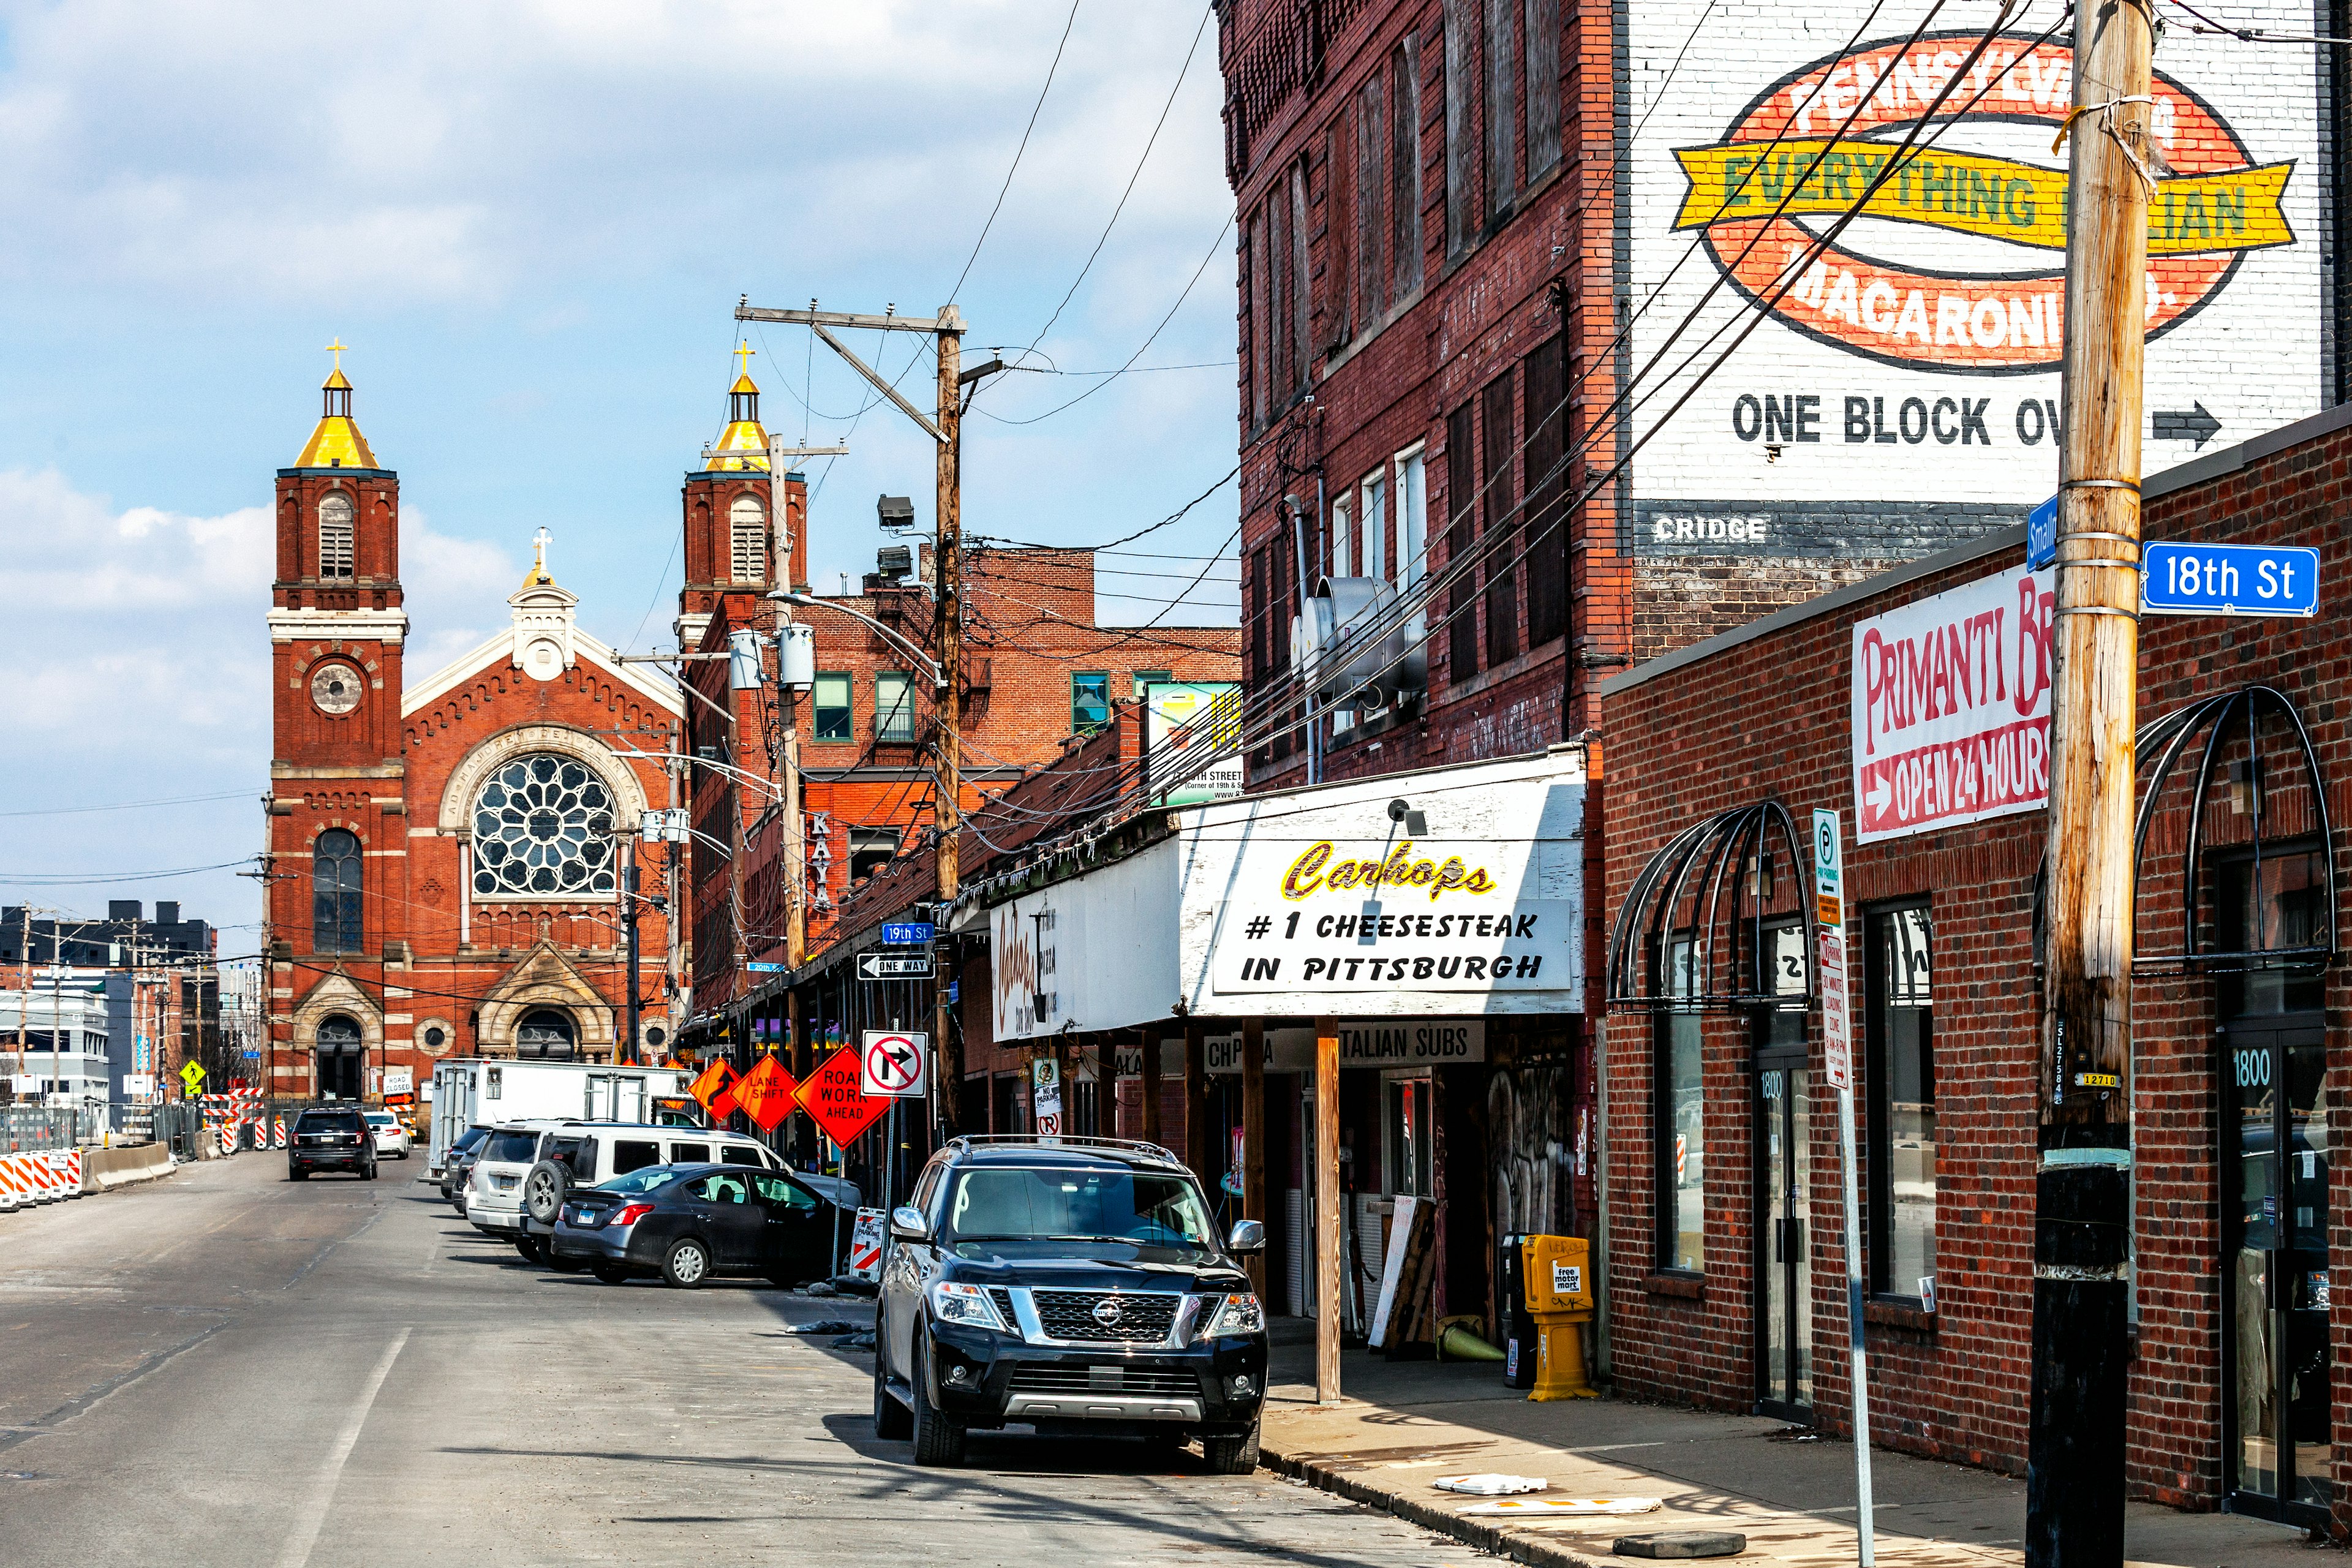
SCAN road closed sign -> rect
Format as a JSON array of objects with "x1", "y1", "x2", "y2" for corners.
[{"x1": 861, "y1": 1031, "x2": 929, "y2": 1098}]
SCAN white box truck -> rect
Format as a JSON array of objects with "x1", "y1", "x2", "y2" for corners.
[{"x1": 428, "y1": 1059, "x2": 698, "y2": 1173}]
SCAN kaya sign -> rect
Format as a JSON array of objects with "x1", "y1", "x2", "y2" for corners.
[
  {"x1": 1630, "y1": 14, "x2": 2321, "y2": 546},
  {"x1": 1852, "y1": 563, "x2": 2053, "y2": 842}
]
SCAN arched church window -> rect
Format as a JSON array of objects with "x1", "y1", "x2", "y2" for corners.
[
  {"x1": 517, "y1": 1009, "x2": 576, "y2": 1061},
  {"x1": 313, "y1": 829, "x2": 363, "y2": 952},
  {"x1": 471, "y1": 754, "x2": 617, "y2": 897},
  {"x1": 318, "y1": 493, "x2": 355, "y2": 581},
  {"x1": 729, "y1": 495, "x2": 767, "y2": 584}
]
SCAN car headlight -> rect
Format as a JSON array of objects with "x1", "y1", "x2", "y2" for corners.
[
  {"x1": 929, "y1": 1281, "x2": 1011, "y2": 1332},
  {"x1": 1203, "y1": 1292, "x2": 1265, "y2": 1337}
]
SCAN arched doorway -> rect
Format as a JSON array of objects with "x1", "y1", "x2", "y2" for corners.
[
  {"x1": 317, "y1": 1014, "x2": 364, "y2": 1101},
  {"x1": 516, "y1": 1009, "x2": 576, "y2": 1061}
]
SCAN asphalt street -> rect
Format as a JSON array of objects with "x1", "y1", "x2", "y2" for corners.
[{"x1": 0, "y1": 1156, "x2": 1465, "y2": 1568}]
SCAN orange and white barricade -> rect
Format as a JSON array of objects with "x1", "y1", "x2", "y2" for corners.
[{"x1": 273, "y1": 1117, "x2": 288, "y2": 1150}]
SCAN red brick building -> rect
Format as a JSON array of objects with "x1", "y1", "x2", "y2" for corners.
[
  {"x1": 263, "y1": 358, "x2": 684, "y2": 1096},
  {"x1": 667, "y1": 365, "x2": 1241, "y2": 1037},
  {"x1": 1599, "y1": 403, "x2": 2352, "y2": 1534}
]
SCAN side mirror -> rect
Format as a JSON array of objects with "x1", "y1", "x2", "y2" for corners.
[
  {"x1": 889, "y1": 1204, "x2": 930, "y2": 1242},
  {"x1": 1227, "y1": 1218, "x2": 1266, "y2": 1254}
]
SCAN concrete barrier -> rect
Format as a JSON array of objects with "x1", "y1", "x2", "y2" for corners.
[{"x1": 83, "y1": 1143, "x2": 176, "y2": 1192}]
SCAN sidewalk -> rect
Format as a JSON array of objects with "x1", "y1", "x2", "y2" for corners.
[{"x1": 1262, "y1": 1326, "x2": 2317, "y2": 1568}]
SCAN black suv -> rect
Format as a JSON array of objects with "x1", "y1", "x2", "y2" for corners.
[
  {"x1": 288, "y1": 1106, "x2": 379, "y2": 1181},
  {"x1": 873, "y1": 1136, "x2": 1267, "y2": 1471}
]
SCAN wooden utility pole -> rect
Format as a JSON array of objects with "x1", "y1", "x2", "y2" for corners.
[
  {"x1": 1314, "y1": 1016, "x2": 1342, "y2": 1403},
  {"x1": 2028, "y1": 0, "x2": 2152, "y2": 1559},
  {"x1": 734, "y1": 299, "x2": 973, "y2": 1130},
  {"x1": 933, "y1": 304, "x2": 965, "y2": 1131}
]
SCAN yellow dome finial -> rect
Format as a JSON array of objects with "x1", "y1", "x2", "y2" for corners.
[
  {"x1": 707, "y1": 342, "x2": 771, "y2": 472},
  {"x1": 520, "y1": 525, "x2": 556, "y2": 588},
  {"x1": 296, "y1": 338, "x2": 378, "y2": 468}
]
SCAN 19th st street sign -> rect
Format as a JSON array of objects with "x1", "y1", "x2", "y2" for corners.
[{"x1": 2142, "y1": 541, "x2": 2319, "y2": 617}]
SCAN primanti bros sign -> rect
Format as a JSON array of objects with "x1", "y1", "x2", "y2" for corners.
[{"x1": 1850, "y1": 563, "x2": 2053, "y2": 842}]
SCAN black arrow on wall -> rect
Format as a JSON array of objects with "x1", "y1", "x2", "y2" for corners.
[{"x1": 2152, "y1": 402, "x2": 2222, "y2": 449}]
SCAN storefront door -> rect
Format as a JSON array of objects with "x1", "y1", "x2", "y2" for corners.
[
  {"x1": 2224, "y1": 1016, "x2": 2331, "y2": 1526},
  {"x1": 1755, "y1": 1014, "x2": 1811, "y2": 1421}
]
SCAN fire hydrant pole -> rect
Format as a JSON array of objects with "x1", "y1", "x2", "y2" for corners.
[{"x1": 2027, "y1": 0, "x2": 2151, "y2": 1559}]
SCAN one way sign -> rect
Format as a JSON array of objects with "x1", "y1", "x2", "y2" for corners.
[{"x1": 861, "y1": 1031, "x2": 929, "y2": 1098}]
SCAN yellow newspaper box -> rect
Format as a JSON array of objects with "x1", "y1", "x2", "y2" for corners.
[{"x1": 1521, "y1": 1235, "x2": 1597, "y2": 1401}]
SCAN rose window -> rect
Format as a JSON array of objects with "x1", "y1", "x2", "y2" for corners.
[{"x1": 471, "y1": 755, "x2": 616, "y2": 897}]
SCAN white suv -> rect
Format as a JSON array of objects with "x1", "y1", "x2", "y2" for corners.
[{"x1": 473, "y1": 1120, "x2": 786, "y2": 1263}]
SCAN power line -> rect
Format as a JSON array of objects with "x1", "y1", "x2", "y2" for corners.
[
  {"x1": 946, "y1": 0, "x2": 1086, "y2": 306},
  {"x1": 0, "y1": 858, "x2": 257, "y2": 886},
  {"x1": 0, "y1": 789, "x2": 252, "y2": 818},
  {"x1": 1022, "y1": 4, "x2": 1215, "y2": 353}
]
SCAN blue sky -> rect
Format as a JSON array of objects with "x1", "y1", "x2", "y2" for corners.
[{"x1": 0, "y1": 0, "x2": 1240, "y2": 939}]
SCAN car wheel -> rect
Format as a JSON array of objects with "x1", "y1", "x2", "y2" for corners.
[
  {"x1": 521, "y1": 1160, "x2": 570, "y2": 1227},
  {"x1": 909, "y1": 1335, "x2": 965, "y2": 1467},
  {"x1": 662, "y1": 1236, "x2": 712, "y2": 1289},
  {"x1": 514, "y1": 1237, "x2": 545, "y2": 1264},
  {"x1": 1202, "y1": 1419, "x2": 1261, "y2": 1476},
  {"x1": 873, "y1": 1332, "x2": 912, "y2": 1440}
]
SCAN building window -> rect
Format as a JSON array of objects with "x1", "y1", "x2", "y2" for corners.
[
  {"x1": 1657, "y1": 1010, "x2": 1705, "y2": 1273},
  {"x1": 1443, "y1": 0, "x2": 1477, "y2": 257},
  {"x1": 1525, "y1": 0, "x2": 1562, "y2": 182},
  {"x1": 812, "y1": 673, "x2": 851, "y2": 742},
  {"x1": 1248, "y1": 217, "x2": 1268, "y2": 426},
  {"x1": 1398, "y1": 445, "x2": 1427, "y2": 590},
  {"x1": 1444, "y1": 402, "x2": 1479, "y2": 682},
  {"x1": 1131, "y1": 669, "x2": 1172, "y2": 698},
  {"x1": 1523, "y1": 334, "x2": 1569, "y2": 647},
  {"x1": 728, "y1": 495, "x2": 767, "y2": 584},
  {"x1": 470, "y1": 754, "x2": 617, "y2": 898},
  {"x1": 1330, "y1": 492, "x2": 1353, "y2": 578},
  {"x1": 874, "y1": 672, "x2": 915, "y2": 744},
  {"x1": 312, "y1": 829, "x2": 363, "y2": 953},
  {"x1": 1480, "y1": 369, "x2": 1519, "y2": 667},
  {"x1": 1360, "y1": 468, "x2": 1389, "y2": 582},
  {"x1": 1483, "y1": 0, "x2": 1519, "y2": 216},
  {"x1": 318, "y1": 494, "x2": 355, "y2": 581},
  {"x1": 1354, "y1": 74, "x2": 1387, "y2": 326},
  {"x1": 1288, "y1": 155, "x2": 1311, "y2": 394},
  {"x1": 1392, "y1": 36, "x2": 1424, "y2": 294},
  {"x1": 1864, "y1": 903, "x2": 1935, "y2": 1302},
  {"x1": 1071, "y1": 672, "x2": 1112, "y2": 734},
  {"x1": 849, "y1": 827, "x2": 899, "y2": 883}
]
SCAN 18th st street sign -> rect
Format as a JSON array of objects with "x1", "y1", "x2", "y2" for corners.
[{"x1": 2143, "y1": 541, "x2": 2320, "y2": 617}]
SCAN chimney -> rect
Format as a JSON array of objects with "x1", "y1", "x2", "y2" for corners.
[
  {"x1": 156, "y1": 902, "x2": 181, "y2": 926},
  {"x1": 108, "y1": 900, "x2": 141, "y2": 921}
]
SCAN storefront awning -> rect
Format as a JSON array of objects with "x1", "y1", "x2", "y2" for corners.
[{"x1": 1606, "y1": 800, "x2": 1815, "y2": 1013}]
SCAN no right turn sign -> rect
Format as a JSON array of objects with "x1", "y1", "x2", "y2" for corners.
[{"x1": 860, "y1": 1031, "x2": 929, "y2": 1098}]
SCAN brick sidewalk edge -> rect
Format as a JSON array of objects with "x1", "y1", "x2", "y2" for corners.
[{"x1": 1259, "y1": 1439, "x2": 1611, "y2": 1568}]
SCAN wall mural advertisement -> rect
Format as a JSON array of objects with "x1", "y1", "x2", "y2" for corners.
[{"x1": 1629, "y1": 16, "x2": 2323, "y2": 557}]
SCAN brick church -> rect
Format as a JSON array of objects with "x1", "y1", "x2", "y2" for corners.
[{"x1": 263, "y1": 351, "x2": 695, "y2": 1098}]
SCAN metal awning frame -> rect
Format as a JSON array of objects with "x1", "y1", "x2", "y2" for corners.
[{"x1": 1606, "y1": 800, "x2": 1816, "y2": 1014}]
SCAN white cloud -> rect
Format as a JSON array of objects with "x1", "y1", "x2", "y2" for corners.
[{"x1": 0, "y1": 467, "x2": 515, "y2": 918}]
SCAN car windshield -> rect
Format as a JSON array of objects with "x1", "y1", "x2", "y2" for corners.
[
  {"x1": 943, "y1": 1166, "x2": 1216, "y2": 1258},
  {"x1": 592, "y1": 1167, "x2": 679, "y2": 1196},
  {"x1": 366, "y1": 1114, "x2": 396, "y2": 1125},
  {"x1": 451, "y1": 1128, "x2": 489, "y2": 1154},
  {"x1": 298, "y1": 1110, "x2": 362, "y2": 1133},
  {"x1": 483, "y1": 1130, "x2": 542, "y2": 1163}
]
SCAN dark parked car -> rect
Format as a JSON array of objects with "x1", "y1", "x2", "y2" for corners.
[
  {"x1": 873, "y1": 1136, "x2": 1267, "y2": 1471},
  {"x1": 440, "y1": 1126, "x2": 491, "y2": 1207},
  {"x1": 288, "y1": 1107, "x2": 379, "y2": 1181},
  {"x1": 551, "y1": 1163, "x2": 849, "y2": 1287}
]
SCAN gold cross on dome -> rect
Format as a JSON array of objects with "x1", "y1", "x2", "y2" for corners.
[
  {"x1": 533, "y1": 526, "x2": 552, "y2": 578},
  {"x1": 325, "y1": 339, "x2": 349, "y2": 369},
  {"x1": 733, "y1": 341, "x2": 756, "y2": 375}
]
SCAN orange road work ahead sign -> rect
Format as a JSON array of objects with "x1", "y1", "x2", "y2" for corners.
[
  {"x1": 734, "y1": 1054, "x2": 798, "y2": 1133},
  {"x1": 689, "y1": 1059, "x2": 740, "y2": 1120},
  {"x1": 793, "y1": 1046, "x2": 891, "y2": 1148}
]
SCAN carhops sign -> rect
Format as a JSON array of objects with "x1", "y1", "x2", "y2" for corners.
[{"x1": 1630, "y1": 15, "x2": 2322, "y2": 557}]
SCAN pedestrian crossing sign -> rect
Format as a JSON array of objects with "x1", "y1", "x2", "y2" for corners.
[{"x1": 179, "y1": 1062, "x2": 206, "y2": 1094}]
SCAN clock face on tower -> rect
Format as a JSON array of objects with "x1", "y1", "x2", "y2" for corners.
[{"x1": 309, "y1": 662, "x2": 364, "y2": 715}]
